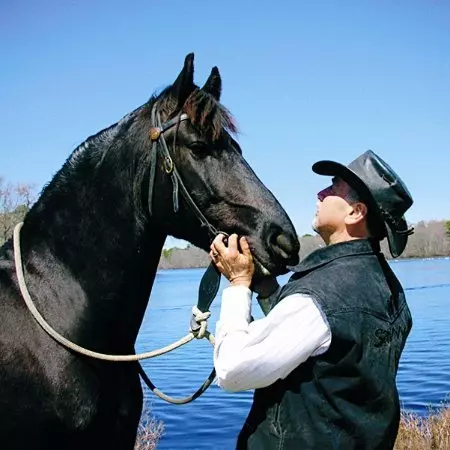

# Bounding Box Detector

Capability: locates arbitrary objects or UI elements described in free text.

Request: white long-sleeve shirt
[213,286,332,392]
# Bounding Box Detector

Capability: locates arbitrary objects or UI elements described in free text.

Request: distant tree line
[0,177,36,246]
[159,220,450,269]
[1,176,449,268]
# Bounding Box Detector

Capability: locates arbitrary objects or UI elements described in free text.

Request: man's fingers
[228,234,238,255]
[240,237,252,258]
[212,234,227,254]
[212,233,253,261]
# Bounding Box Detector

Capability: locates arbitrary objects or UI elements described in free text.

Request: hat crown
[347,150,413,228]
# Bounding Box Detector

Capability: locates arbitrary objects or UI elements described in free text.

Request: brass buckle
[164,156,174,174]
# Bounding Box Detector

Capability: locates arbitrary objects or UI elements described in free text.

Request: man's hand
[210,234,254,288]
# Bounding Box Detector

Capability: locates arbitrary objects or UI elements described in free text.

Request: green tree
[162,248,174,260]
[445,221,450,239]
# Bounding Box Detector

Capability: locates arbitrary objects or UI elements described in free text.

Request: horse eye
[188,141,209,152]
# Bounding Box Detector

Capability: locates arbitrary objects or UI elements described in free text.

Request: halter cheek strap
[147,107,189,215]
[147,104,220,239]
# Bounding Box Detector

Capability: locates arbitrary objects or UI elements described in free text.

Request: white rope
[191,305,212,339]
[13,222,215,363]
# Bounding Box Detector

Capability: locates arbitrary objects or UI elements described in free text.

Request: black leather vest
[238,239,412,450]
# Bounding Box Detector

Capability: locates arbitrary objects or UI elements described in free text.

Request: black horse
[0,53,299,450]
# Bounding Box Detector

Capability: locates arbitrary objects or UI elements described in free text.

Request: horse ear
[171,53,195,107]
[202,67,221,101]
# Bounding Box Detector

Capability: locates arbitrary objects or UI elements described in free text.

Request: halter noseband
[147,104,221,239]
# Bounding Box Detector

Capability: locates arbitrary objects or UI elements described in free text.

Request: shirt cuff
[219,285,252,326]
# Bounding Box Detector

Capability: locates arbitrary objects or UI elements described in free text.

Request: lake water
[136,258,450,450]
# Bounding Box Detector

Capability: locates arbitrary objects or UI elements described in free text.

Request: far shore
[157,254,450,272]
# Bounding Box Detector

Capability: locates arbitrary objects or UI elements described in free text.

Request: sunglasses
[317,185,335,202]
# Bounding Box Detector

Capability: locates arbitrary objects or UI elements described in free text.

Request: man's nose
[317,186,332,201]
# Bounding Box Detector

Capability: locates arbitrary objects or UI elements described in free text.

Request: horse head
[139,53,299,278]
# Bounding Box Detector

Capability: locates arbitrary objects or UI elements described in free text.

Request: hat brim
[385,216,408,258]
[312,160,408,258]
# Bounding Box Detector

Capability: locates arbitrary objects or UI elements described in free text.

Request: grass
[395,406,450,449]
[133,403,450,449]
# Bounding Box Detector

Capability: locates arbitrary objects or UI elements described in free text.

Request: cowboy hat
[312,150,414,257]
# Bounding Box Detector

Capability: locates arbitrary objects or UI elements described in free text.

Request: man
[210,150,414,450]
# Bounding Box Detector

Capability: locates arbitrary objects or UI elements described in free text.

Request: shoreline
[157,255,450,271]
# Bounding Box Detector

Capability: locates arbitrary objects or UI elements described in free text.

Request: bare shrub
[0,177,36,245]
[134,405,165,450]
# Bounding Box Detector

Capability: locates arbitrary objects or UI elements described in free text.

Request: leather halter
[138,105,229,402]
[146,104,226,327]
[147,104,220,239]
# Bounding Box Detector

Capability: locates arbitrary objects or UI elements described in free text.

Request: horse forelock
[141,88,237,142]
[183,89,237,141]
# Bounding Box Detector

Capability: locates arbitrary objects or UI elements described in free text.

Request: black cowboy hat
[312,150,414,258]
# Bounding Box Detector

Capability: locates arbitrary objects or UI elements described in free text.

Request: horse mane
[32,110,139,205]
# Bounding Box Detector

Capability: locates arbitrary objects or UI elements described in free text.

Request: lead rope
[15,105,227,404]
[13,221,217,403]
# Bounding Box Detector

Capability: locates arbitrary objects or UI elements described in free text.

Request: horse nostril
[270,232,300,265]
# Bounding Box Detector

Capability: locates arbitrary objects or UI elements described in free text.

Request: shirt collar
[289,239,378,279]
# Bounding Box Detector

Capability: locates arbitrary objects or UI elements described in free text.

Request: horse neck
[19,128,166,351]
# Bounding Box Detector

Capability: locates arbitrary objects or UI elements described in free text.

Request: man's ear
[345,202,368,225]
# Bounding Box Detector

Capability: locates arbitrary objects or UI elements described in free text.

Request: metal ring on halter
[164,156,174,174]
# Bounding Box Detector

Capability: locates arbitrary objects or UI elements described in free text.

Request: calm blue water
[136,258,450,450]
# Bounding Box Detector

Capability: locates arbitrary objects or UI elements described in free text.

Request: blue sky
[1,0,449,246]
